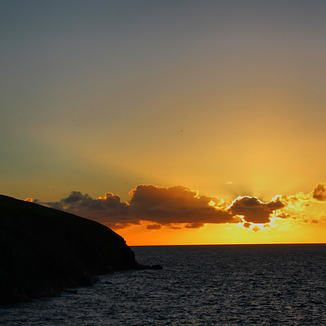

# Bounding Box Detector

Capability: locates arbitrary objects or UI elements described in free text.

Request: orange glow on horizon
[23,182,326,246]
[114,220,326,246]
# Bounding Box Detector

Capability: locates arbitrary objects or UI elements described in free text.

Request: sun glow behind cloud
[26,183,326,245]
[2,1,326,245]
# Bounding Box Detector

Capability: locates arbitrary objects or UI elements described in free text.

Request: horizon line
[130,242,326,247]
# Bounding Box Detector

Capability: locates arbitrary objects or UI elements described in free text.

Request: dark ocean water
[1,244,325,325]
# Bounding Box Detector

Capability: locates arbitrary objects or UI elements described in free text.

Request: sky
[2,0,326,245]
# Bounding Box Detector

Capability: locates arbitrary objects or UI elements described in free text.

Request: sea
[1,244,325,325]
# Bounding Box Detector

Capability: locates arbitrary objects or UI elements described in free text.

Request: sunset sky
[2,1,326,245]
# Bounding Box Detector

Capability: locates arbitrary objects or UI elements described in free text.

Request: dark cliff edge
[0,195,162,306]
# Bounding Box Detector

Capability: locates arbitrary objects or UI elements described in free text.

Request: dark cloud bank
[33,185,286,230]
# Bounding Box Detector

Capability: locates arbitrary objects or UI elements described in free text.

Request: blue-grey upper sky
[2,0,326,202]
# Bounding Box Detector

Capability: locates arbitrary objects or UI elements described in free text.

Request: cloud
[146,224,162,230]
[29,183,315,231]
[128,185,235,225]
[312,183,326,201]
[61,191,89,204]
[228,196,285,224]
[275,211,292,219]
[185,222,205,228]
[277,184,326,224]
[42,191,135,228]
[252,225,261,232]
[34,185,239,229]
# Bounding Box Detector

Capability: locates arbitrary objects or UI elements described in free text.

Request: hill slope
[0,195,142,305]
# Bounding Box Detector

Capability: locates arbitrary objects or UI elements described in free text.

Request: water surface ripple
[1,244,325,325]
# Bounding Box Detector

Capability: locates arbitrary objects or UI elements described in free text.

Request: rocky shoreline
[0,195,161,306]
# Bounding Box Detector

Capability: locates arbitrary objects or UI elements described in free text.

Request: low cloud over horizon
[27,183,326,231]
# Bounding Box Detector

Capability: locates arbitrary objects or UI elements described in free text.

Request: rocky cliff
[0,195,152,305]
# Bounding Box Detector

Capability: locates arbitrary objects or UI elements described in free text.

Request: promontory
[0,194,160,306]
